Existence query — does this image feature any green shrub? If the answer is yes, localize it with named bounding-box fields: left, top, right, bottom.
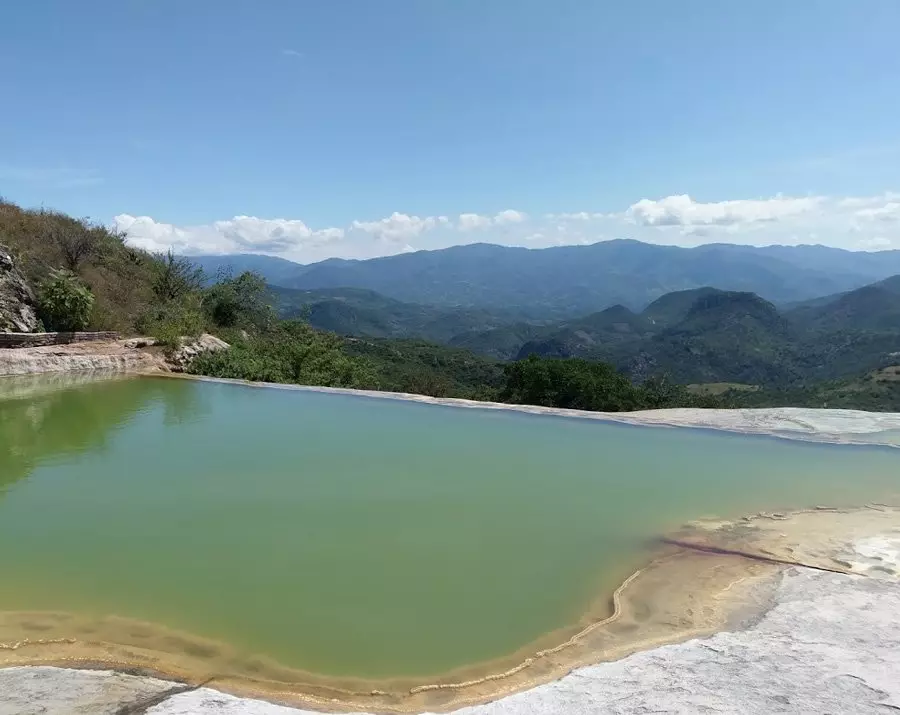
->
left=203, top=271, right=273, bottom=330
left=144, top=302, right=207, bottom=352
left=190, top=321, right=376, bottom=389
left=38, top=270, right=95, bottom=332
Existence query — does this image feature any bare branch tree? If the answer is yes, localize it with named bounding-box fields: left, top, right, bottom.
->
left=45, top=221, right=96, bottom=272
left=152, top=250, right=205, bottom=302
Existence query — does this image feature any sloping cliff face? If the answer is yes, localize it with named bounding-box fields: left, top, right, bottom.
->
left=0, top=244, right=39, bottom=333
left=168, top=334, right=229, bottom=371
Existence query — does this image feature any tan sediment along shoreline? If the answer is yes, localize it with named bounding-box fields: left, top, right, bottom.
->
left=3, top=506, right=898, bottom=713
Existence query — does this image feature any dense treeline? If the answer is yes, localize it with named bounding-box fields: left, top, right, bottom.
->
left=502, top=356, right=720, bottom=410
left=191, top=307, right=724, bottom=410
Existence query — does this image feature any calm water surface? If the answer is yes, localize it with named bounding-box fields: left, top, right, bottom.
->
left=1, top=375, right=898, bottom=679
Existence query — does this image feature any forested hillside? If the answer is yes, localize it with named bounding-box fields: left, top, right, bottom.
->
left=268, top=279, right=900, bottom=389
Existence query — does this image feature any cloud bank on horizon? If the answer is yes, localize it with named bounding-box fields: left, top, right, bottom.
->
left=114, top=192, right=900, bottom=264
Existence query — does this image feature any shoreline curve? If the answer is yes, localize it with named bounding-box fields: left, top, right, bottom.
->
left=4, top=506, right=898, bottom=712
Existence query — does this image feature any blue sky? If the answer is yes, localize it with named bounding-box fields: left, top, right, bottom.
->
left=2, top=1, right=899, bottom=261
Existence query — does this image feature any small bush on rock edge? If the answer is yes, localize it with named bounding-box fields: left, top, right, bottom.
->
left=37, top=269, right=94, bottom=332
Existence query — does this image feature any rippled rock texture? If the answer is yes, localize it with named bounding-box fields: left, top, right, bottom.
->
left=0, top=245, right=38, bottom=333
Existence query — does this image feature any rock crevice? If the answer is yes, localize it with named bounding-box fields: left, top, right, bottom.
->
left=0, top=245, right=38, bottom=333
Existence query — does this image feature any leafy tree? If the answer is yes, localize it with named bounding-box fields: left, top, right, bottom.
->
left=131, top=251, right=208, bottom=348
left=37, top=270, right=95, bottom=331
left=203, top=270, right=274, bottom=330
left=345, top=338, right=504, bottom=399
left=501, top=355, right=643, bottom=412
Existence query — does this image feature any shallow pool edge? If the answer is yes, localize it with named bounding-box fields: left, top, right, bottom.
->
left=4, top=506, right=900, bottom=713
left=148, top=371, right=900, bottom=448
left=7, top=536, right=898, bottom=714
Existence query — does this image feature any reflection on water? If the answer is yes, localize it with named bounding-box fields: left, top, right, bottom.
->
left=0, top=370, right=132, bottom=401
left=0, top=373, right=203, bottom=491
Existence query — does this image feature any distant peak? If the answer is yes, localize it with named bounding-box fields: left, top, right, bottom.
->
left=599, top=303, right=635, bottom=317
left=687, top=290, right=777, bottom=316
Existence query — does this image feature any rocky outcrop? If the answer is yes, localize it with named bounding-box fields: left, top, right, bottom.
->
left=0, top=331, right=119, bottom=348
left=0, top=340, right=162, bottom=376
left=0, top=244, right=38, bottom=333
left=167, top=334, right=229, bottom=372
left=0, top=333, right=229, bottom=377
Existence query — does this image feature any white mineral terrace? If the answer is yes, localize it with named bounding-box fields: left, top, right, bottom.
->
left=183, top=375, right=900, bottom=448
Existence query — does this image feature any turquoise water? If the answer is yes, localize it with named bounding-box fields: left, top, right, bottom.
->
left=1, top=374, right=898, bottom=680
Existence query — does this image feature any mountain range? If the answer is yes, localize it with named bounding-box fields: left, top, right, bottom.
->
left=191, top=240, right=900, bottom=389
left=191, top=239, right=900, bottom=320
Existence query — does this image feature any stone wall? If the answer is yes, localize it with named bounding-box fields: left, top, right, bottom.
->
left=0, top=331, right=120, bottom=349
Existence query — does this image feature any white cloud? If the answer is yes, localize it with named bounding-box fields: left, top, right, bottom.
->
left=626, top=194, right=821, bottom=228
left=213, top=216, right=343, bottom=252
left=458, top=213, right=493, bottom=231
left=458, top=209, right=527, bottom=230
left=551, top=211, right=607, bottom=221
left=855, top=201, right=900, bottom=223
left=113, top=191, right=900, bottom=263
left=113, top=214, right=344, bottom=257
left=350, top=212, right=440, bottom=242
left=113, top=215, right=203, bottom=254
left=494, top=209, right=527, bottom=225
left=281, top=49, right=303, bottom=58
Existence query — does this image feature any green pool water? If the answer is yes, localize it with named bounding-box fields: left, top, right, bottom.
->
left=1, top=374, right=898, bottom=681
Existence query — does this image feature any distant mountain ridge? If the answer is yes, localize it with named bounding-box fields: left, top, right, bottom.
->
left=787, top=275, right=900, bottom=333
left=269, top=286, right=526, bottom=343
left=190, top=254, right=303, bottom=287
left=191, top=242, right=900, bottom=388
left=190, top=239, right=900, bottom=319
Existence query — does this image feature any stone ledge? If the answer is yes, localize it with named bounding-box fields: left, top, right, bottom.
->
left=0, top=332, right=120, bottom=349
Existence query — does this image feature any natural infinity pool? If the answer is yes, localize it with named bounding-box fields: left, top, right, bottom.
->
left=1, top=374, right=899, bottom=689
